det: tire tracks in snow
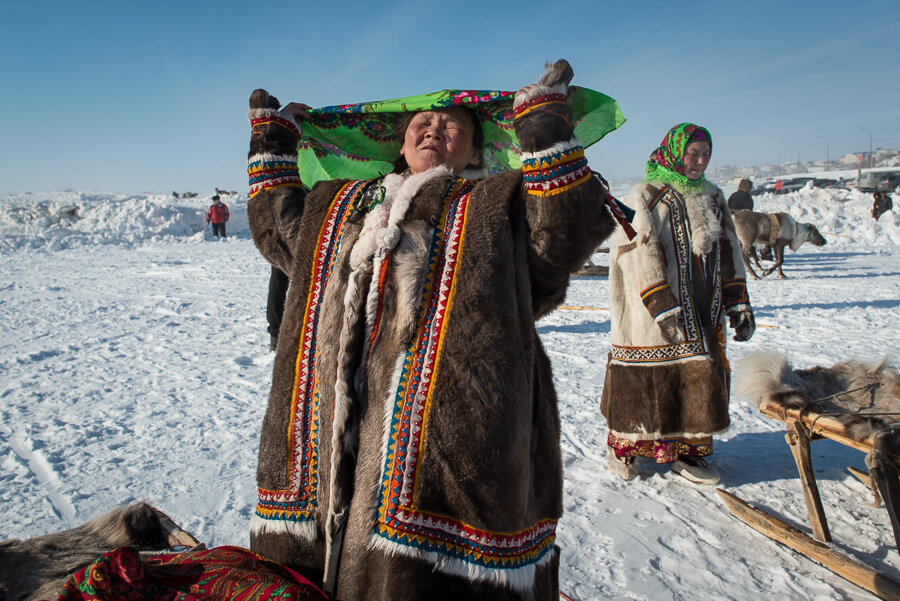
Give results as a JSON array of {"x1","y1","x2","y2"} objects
[{"x1": 0, "y1": 420, "x2": 76, "y2": 528}]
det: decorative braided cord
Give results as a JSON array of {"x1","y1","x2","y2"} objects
[
  {"x1": 513, "y1": 92, "x2": 568, "y2": 118},
  {"x1": 250, "y1": 114, "x2": 302, "y2": 139}
]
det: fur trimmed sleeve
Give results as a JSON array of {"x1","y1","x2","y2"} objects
[
  {"x1": 246, "y1": 97, "x2": 308, "y2": 274},
  {"x1": 614, "y1": 184, "x2": 681, "y2": 323},
  {"x1": 714, "y1": 188, "x2": 752, "y2": 314},
  {"x1": 511, "y1": 61, "x2": 616, "y2": 316}
]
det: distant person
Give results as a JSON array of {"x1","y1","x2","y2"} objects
[
  {"x1": 872, "y1": 191, "x2": 893, "y2": 220},
  {"x1": 266, "y1": 266, "x2": 289, "y2": 351},
  {"x1": 206, "y1": 195, "x2": 230, "y2": 238},
  {"x1": 774, "y1": 179, "x2": 783, "y2": 194},
  {"x1": 727, "y1": 178, "x2": 754, "y2": 211},
  {"x1": 600, "y1": 123, "x2": 755, "y2": 486}
]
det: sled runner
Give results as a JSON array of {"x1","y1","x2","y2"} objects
[{"x1": 722, "y1": 352, "x2": 900, "y2": 599}]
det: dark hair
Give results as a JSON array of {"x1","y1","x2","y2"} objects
[
  {"x1": 391, "y1": 107, "x2": 484, "y2": 174},
  {"x1": 212, "y1": 194, "x2": 220, "y2": 201}
]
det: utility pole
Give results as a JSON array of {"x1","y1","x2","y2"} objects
[
  {"x1": 818, "y1": 135, "x2": 829, "y2": 170},
  {"x1": 861, "y1": 127, "x2": 873, "y2": 169}
]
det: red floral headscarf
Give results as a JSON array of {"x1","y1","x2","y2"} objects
[{"x1": 645, "y1": 123, "x2": 712, "y2": 190}]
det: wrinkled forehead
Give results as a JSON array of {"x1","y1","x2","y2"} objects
[{"x1": 409, "y1": 107, "x2": 476, "y2": 128}]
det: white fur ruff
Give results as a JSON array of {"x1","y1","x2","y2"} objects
[
  {"x1": 519, "y1": 138, "x2": 581, "y2": 162},
  {"x1": 249, "y1": 512, "x2": 316, "y2": 542},
  {"x1": 681, "y1": 188, "x2": 723, "y2": 256},
  {"x1": 607, "y1": 424, "x2": 730, "y2": 442},
  {"x1": 368, "y1": 530, "x2": 555, "y2": 596},
  {"x1": 247, "y1": 152, "x2": 298, "y2": 166}
]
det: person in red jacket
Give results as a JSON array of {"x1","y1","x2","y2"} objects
[{"x1": 206, "y1": 195, "x2": 230, "y2": 238}]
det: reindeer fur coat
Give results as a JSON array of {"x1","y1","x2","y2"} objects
[
  {"x1": 600, "y1": 181, "x2": 751, "y2": 442},
  {"x1": 246, "y1": 76, "x2": 614, "y2": 600}
]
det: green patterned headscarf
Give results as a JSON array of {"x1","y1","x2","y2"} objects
[
  {"x1": 644, "y1": 123, "x2": 713, "y2": 192},
  {"x1": 296, "y1": 87, "x2": 626, "y2": 186}
]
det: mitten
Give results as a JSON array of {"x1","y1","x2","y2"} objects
[
  {"x1": 657, "y1": 307, "x2": 686, "y2": 345},
  {"x1": 729, "y1": 308, "x2": 756, "y2": 342}
]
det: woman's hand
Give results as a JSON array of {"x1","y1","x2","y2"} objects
[{"x1": 283, "y1": 102, "x2": 313, "y2": 121}]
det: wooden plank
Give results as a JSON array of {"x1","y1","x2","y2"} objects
[
  {"x1": 786, "y1": 419, "x2": 832, "y2": 542},
  {"x1": 760, "y1": 401, "x2": 877, "y2": 454},
  {"x1": 717, "y1": 489, "x2": 900, "y2": 600}
]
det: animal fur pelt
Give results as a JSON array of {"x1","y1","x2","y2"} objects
[
  {"x1": 0, "y1": 502, "x2": 185, "y2": 601},
  {"x1": 731, "y1": 210, "x2": 826, "y2": 279},
  {"x1": 736, "y1": 351, "x2": 900, "y2": 443}
]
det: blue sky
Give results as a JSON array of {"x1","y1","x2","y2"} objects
[{"x1": 2, "y1": 0, "x2": 898, "y2": 194}]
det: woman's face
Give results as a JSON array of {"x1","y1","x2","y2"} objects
[
  {"x1": 400, "y1": 108, "x2": 480, "y2": 174},
  {"x1": 683, "y1": 140, "x2": 711, "y2": 180}
]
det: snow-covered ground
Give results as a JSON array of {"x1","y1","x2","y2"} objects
[{"x1": 1, "y1": 185, "x2": 899, "y2": 600}]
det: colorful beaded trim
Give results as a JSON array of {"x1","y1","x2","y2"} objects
[
  {"x1": 250, "y1": 114, "x2": 302, "y2": 139},
  {"x1": 608, "y1": 432, "x2": 713, "y2": 464},
  {"x1": 373, "y1": 177, "x2": 557, "y2": 571},
  {"x1": 513, "y1": 92, "x2": 568, "y2": 119},
  {"x1": 255, "y1": 180, "x2": 368, "y2": 525},
  {"x1": 248, "y1": 156, "x2": 303, "y2": 198},
  {"x1": 521, "y1": 146, "x2": 590, "y2": 196}
]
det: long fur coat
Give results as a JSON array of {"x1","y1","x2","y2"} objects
[
  {"x1": 245, "y1": 79, "x2": 615, "y2": 600},
  {"x1": 600, "y1": 181, "x2": 751, "y2": 441}
]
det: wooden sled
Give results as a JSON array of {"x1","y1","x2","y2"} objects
[
  {"x1": 718, "y1": 401, "x2": 900, "y2": 598},
  {"x1": 574, "y1": 247, "x2": 609, "y2": 277}
]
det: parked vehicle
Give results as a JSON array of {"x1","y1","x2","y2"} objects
[{"x1": 858, "y1": 171, "x2": 900, "y2": 192}]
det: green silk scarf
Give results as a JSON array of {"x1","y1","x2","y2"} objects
[{"x1": 297, "y1": 87, "x2": 625, "y2": 186}]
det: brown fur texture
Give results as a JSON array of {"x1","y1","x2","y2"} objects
[
  {"x1": 732, "y1": 210, "x2": 826, "y2": 279},
  {"x1": 601, "y1": 331, "x2": 731, "y2": 441},
  {"x1": 0, "y1": 503, "x2": 173, "y2": 601},
  {"x1": 736, "y1": 351, "x2": 900, "y2": 442},
  {"x1": 246, "y1": 62, "x2": 615, "y2": 600}
]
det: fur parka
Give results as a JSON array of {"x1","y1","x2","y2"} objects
[
  {"x1": 600, "y1": 181, "x2": 751, "y2": 441},
  {"x1": 245, "y1": 71, "x2": 615, "y2": 600}
]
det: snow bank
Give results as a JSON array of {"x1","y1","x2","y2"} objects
[
  {"x1": 0, "y1": 191, "x2": 250, "y2": 251},
  {"x1": 753, "y1": 184, "x2": 900, "y2": 247},
  {"x1": 2, "y1": 188, "x2": 897, "y2": 253}
]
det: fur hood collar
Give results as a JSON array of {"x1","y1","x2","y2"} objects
[{"x1": 645, "y1": 179, "x2": 723, "y2": 256}]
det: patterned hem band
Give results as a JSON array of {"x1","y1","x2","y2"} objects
[
  {"x1": 250, "y1": 113, "x2": 302, "y2": 139},
  {"x1": 513, "y1": 93, "x2": 568, "y2": 119},
  {"x1": 255, "y1": 488, "x2": 314, "y2": 523},
  {"x1": 521, "y1": 144, "x2": 589, "y2": 196},
  {"x1": 248, "y1": 155, "x2": 303, "y2": 197}
]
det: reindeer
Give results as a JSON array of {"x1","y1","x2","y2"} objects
[{"x1": 731, "y1": 210, "x2": 826, "y2": 279}]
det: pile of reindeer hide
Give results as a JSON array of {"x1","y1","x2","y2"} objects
[{"x1": 736, "y1": 351, "x2": 900, "y2": 445}]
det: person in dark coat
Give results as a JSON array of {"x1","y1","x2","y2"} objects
[
  {"x1": 872, "y1": 192, "x2": 893, "y2": 220},
  {"x1": 727, "y1": 178, "x2": 754, "y2": 211},
  {"x1": 266, "y1": 265, "x2": 289, "y2": 351},
  {"x1": 245, "y1": 60, "x2": 619, "y2": 601}
]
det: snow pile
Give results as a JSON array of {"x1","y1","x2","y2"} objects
[
  {"x1": 0, "y1": 191, "x2": 250, "y2": 251},
  {"x1": 753, "y1": 184, "x2": 900, "y2": 247},
  {"x1": 1, "y1": 188, "x2": 896, "y2": 252}
]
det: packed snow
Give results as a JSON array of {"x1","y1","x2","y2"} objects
[{"x1": 1, "y1": 184, "x2": 898, "y2": 600}]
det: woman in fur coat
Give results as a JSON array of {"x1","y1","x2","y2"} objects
[
  {"x1": 600, "y1": 123, "x2": 755, "y2": 485},
  {"x1": 245, "y1": 61, "x2": 617, "y2": 600}
]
